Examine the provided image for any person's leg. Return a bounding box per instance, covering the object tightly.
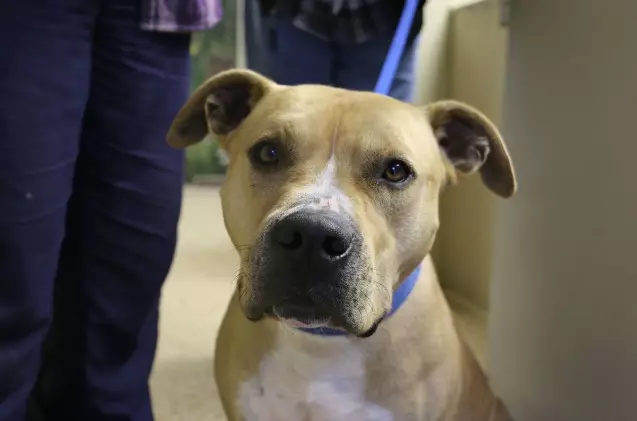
[334,33,421,102]
[244,0,271,75]
[36,1,190,420]
[244,0,332,85]
[0,1,95,420]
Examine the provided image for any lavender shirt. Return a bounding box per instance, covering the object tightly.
[140,0,223,32]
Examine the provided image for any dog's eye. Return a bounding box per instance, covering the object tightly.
[249,140,280,167]
[382,160,412,183]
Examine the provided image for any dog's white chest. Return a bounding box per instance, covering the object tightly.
[237,333,394,421]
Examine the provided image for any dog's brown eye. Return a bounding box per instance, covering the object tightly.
[382,160,411,183]
[250,140,279,167]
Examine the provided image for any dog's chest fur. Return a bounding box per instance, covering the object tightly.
[237,330,395,421]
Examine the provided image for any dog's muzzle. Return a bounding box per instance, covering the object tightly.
[257,208,362,325]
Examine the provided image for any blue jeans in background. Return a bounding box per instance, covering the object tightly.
[0,1,190,420]
[244,0,420,102]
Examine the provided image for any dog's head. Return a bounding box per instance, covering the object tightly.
[168,70,516,337]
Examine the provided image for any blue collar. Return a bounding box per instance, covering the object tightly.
[297,265,422,336]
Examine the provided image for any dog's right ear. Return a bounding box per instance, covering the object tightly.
[167,69,276,149]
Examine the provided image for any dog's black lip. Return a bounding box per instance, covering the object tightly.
[262,305,385,337]
[244,302,268,322]
[272,296,329,322]
[246,311,265,322]
[356,318,383,338]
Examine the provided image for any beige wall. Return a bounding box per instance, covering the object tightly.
[489,0,637,419]
[415,0,492,105]
[415,0,509,367]
[429,0,508,311]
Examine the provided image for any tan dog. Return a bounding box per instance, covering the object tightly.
[167,69,516,421]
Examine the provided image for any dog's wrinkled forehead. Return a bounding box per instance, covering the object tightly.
[243,89,390,214]
[252,88,431,221]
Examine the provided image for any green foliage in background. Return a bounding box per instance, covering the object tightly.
[185,0,236,181]
[185,137,225,182]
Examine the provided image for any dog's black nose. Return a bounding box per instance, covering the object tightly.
[270,210,354,262]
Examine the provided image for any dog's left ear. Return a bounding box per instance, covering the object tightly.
[167,69,276,148]
[425,100,517,198]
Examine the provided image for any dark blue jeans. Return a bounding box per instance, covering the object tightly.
[245,0,420,101]
[0,1,190,420]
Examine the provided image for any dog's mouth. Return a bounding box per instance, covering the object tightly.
[268,296,332,328]
[262,295,383,337]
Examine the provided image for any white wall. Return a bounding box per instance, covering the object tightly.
[414,0,490,104]
[489,0,637,420]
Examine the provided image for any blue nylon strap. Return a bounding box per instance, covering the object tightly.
[298,264,422,336]
[373,0,420,95]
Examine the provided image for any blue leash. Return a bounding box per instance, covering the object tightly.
[374,0,420,95]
